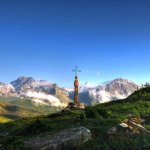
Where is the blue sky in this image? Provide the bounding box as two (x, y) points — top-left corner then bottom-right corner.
(0, 0), (150, 87)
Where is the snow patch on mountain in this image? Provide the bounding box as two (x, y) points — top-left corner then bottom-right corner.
(0, 76), (139, 106)
(68, 78), (139, 105)
(0, 76), (70, 107)
(0, 82), (16, 96)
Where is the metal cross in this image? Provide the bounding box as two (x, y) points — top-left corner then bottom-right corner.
(72, 66), (81, 76)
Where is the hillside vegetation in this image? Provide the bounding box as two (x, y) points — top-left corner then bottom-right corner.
(1, 87), (150, 150)
(0, 97), (62, 122)
(0, 115), (12, 123)
(0, 101), (43, 122)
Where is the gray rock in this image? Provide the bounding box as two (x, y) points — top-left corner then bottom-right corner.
(0, 132), (9, 137)
(128, 121), (150, 133)
(25, 126), (92, 150)
(108, 119), (150, 136)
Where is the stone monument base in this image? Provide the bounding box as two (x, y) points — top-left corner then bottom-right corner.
(66, 102), (85, 110)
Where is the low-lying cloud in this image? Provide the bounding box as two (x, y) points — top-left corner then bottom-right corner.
(25, 91), (67, 107)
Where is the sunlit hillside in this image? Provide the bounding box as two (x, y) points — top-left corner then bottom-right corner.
(1, 87), (150, 149)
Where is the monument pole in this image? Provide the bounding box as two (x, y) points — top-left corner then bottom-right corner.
(72, 66), (81, 105)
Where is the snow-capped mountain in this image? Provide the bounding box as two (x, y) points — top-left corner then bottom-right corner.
(0, 77), (138, 107)
(0, 77), (70, 107)
(11, 77), (52, 93)
(0, 82), (16, 96)
(69, 78), (138, 105)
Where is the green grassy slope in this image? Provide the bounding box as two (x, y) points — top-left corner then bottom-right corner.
(0, 115), (12, 123)
(0, 101), (43, 122)
(1, 87), (150, 150)
(0, 97), (62, 121)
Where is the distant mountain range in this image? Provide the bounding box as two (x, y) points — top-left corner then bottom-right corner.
(0, 76), (70, 108)
(0, 77), (139, 107)
(69, 78), (138, 105)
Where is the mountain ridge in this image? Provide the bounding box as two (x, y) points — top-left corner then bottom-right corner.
(0, 76), (138, 106)
(69, 78), (138, 105)
(10, 76), (70, 107)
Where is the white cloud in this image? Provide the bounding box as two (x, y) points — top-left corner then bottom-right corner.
(25, 91), (67, 107)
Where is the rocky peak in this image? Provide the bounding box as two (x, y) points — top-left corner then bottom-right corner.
(9, 76), (70, 106)
(108, 78), (135, 85)
(11, 76), (35, 91)
(104, 78), (138, 96)
(0, 82), (16, 96)
(10, 76), (54, 92)
(69, 78), (138, 105)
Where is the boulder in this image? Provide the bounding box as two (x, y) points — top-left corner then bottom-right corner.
(108, 117), (150, 136)
(0, 132), (9, 137)
(25, 126), (92, 150)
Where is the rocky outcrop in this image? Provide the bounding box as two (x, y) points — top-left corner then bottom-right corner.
(108, 117), (150, 136)
(25, 126), (92, 150)
(0, 132), (9, 137)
